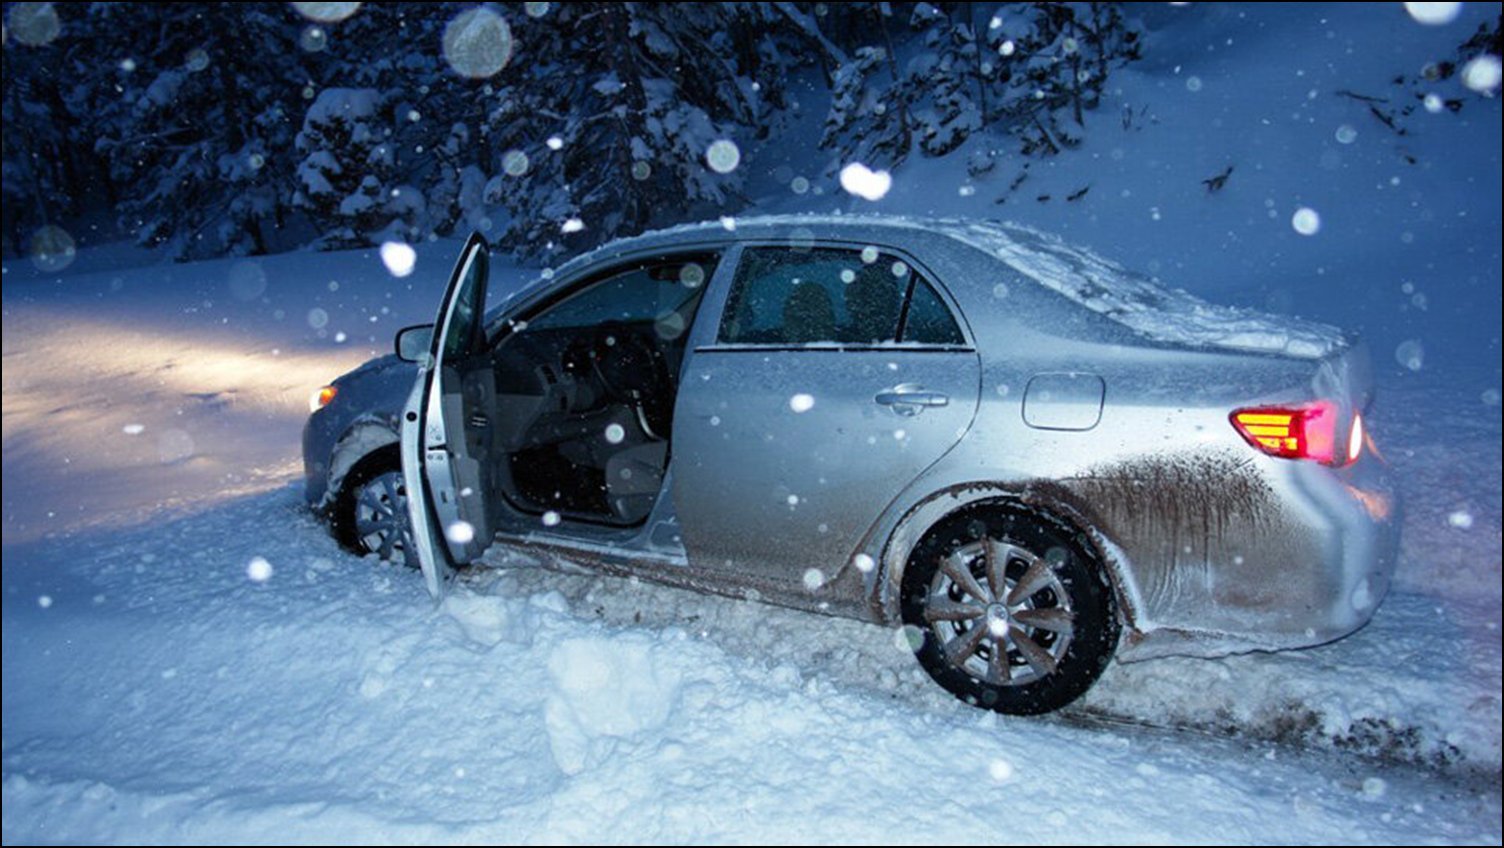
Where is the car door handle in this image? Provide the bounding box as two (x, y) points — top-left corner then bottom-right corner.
(875, 384), (950, 408)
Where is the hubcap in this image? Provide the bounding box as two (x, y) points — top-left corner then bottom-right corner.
(353, 470), (415, 566)
(923, 538), (1076, 687)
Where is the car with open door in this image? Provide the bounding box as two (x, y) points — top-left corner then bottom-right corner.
(305, 216), (1400, 715)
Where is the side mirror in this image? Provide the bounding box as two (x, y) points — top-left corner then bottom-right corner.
(395, 324), (434, 363)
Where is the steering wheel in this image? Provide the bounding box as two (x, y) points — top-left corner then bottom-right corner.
(590, 322), (673, 437)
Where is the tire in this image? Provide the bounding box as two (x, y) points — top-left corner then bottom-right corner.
(330, 448), (418, 568)
(900, 500), (1119, 715)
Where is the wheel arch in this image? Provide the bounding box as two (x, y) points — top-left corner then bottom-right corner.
(871, 481), (1146, 636)
(322, 418), (402, 512)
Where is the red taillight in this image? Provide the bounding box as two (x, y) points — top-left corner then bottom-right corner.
(1230, 401), (1350, 465)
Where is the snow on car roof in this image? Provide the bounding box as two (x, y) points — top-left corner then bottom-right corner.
(574, 213), (1348, 359)
(943, 219), (1347, 359)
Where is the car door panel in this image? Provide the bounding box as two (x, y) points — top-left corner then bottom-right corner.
(672, 243), (981, 588)
(403, 233), (494, 598)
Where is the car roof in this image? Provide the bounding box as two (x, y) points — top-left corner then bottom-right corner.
(512, 214), (1346, 359)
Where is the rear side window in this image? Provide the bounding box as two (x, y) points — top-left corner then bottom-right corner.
(719, 247), (963, 346)
(901, 278), (965, 345)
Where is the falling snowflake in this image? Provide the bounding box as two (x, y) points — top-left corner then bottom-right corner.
(292, 2), (361, 23)
(1291, 207), (1321, 236)
(380, 242), (416, 277)
(1461, 55), (1502, 94)
(8, 2), (61, 46)
(247, 557), (274, 582)
(443, 7), (514, 79)
(299, 25), (328, 52)
(446, 521), (475, 544)
(706, 139), (741, 174)
(1403, 2), (1461, 25)
(1394, 339), (1424, 371)
(29, 224), (76, 273)
(839, 162), (892, 201)
(503, 149), (530, 176)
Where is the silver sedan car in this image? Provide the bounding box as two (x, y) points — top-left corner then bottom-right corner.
(303, 216), (1400, 715)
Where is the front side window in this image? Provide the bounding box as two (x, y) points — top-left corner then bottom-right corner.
(522, 254), (717, 341)
(718, 246), (964, 347)
(443, 247), (487, 359)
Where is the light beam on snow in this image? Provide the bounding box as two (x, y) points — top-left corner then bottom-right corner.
(790, 393), (815, 413)
(443, 7), (514, 79)
(379, 242), (416, 277)
(1403, 2), (1462, 25)
(1291, 207), (1321, 236)
(706, 139), (741, 174)
(840, 163), (891, 201)
(292, 2), (361, 23)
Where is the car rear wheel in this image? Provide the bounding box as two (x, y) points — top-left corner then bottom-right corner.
(332, 452), (417, 568)
(900, 501), (1118, 715)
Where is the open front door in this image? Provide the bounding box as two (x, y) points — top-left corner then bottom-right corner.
(402, 234), (497, 598)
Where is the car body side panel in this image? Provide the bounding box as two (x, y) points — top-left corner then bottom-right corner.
(853, 337), (1398, 659)
(674, 348), (981, 592)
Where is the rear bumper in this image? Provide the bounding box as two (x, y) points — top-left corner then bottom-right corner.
(1114, 449), (1401, 661)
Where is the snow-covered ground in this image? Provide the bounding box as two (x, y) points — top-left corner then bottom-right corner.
(4, 3), (1500, 843)
(3, 237), (1499, 843)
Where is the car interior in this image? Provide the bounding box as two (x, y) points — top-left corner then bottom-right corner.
(481, 254), (717, 527)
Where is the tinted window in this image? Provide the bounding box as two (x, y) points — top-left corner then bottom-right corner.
(720, 247), (911, 344)
(524, 256), (716, 341)
(443, 248), (486, 359)
(901, 278), (965, 345)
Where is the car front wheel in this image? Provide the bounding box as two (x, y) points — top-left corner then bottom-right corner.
(331, 451), (417, 568)
(900, 500), (1119, 715)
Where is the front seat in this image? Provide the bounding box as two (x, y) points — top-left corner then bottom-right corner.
(605, 441), (668, 524)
